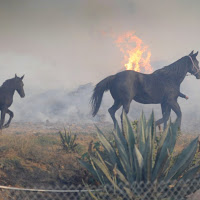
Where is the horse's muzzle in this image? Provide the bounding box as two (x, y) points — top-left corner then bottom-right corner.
(21, 94), (25, 98)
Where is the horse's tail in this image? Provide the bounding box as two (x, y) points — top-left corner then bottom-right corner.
(91, 75), (115, 116)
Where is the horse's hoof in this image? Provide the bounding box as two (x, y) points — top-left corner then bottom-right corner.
(3, 124), (9, 129)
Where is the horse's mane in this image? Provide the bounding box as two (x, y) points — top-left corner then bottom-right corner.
(1, 78), (15, 88)
(153, 56), (188, 77)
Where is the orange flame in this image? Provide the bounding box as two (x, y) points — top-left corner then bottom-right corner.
(114, 31), (153, 73)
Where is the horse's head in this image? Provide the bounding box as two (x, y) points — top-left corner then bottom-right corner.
(187, 51), (200, 79)
(14, 74), (25, 98)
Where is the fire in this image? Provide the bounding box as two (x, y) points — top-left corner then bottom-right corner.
(114, 31), (153, 73)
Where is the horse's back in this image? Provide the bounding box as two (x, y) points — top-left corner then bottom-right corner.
(110, 70), (144, 101)
(113, 70), (151, 88)
(114, 70), (141, 83)
(110, 70), (166, 104)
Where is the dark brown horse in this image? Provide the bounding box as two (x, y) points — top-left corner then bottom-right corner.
(91, 51), (200, 129)
(0, 74), (25, 129)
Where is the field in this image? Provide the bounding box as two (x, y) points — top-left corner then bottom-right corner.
(0, 121), (199, 199)
(0, 121), (113, 188)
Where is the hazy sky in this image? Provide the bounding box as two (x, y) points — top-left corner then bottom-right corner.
(1, 0), (200, 126)
(0, 0), (200, 92)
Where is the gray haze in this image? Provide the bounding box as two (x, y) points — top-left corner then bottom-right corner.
(1, 0), (200, 131)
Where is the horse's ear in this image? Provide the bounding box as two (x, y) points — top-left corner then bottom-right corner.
(189, 50), (194, 56)
(193, 51), (199, 57)
(20, 75), (24, 80)
(15, 74), (17, 78)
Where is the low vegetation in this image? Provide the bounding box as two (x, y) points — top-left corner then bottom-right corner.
(59, 128), (78, 153)
(0, 131), (93, 188)
(79, 111), (200, 199)
(0, 117), (199, 199)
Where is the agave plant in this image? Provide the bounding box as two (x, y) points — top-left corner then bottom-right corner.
(59, 128), (78, 152)
(79, 110), (200, 198)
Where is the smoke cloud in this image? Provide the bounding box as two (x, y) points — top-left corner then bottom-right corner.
(0, 0), (200, 132)
(10, 72), (200, 133)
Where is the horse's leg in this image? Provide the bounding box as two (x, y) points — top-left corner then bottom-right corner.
(163, 105), (171, 130)
(3, 109), (14, 128)
(0, 107), (7, 129)
(168, 100), (182, 129)
(120, 100), (132, 122)
(157, 103), (166, 131)
(155, 104), (166, 128)
(108, 101), (121, 127)
(123, 101), (131, 114)
(155, 103), (171, 130)
(120, 100), (132, 134)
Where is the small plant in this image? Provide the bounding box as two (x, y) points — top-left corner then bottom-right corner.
(131, 120), (138, 132)
(79, 110), (200, 199)
(59, 128), (78, 153)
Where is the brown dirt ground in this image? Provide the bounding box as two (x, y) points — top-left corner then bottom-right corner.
(0, 121), (199, 197)
(0, 122), (105, 188)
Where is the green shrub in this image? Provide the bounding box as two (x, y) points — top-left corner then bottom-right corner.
(79, 110), (200, 199)
(59, 128), (78, 153)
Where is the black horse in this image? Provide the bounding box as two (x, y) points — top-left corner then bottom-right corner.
(91, 51), (200, 129)
(0, 74), (25, 129)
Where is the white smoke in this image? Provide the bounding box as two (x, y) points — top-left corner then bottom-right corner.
(9, 73), (200, 133)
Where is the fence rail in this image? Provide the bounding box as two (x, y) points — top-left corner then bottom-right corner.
(1, 179), (200, 200)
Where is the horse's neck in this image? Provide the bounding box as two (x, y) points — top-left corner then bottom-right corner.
(179, 73), (187, 84)
(1, 80), (16, 96)
(8, 88), (16, 96)
(162, 60), (188, 85)
(174, 69), (188, 85)
(2, 87), (16, 97)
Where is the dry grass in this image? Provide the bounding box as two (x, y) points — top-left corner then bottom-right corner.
(0, 130), (96, 188)
(0, 122), (198, 189)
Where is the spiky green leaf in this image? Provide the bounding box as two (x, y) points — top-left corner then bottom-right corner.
(165, 137), (198, 181)
(133, 145), (144, 181)
(91, 156), (120, 190)
(95, 125), (123, 171)
(152, 123), (175, 181)
(143, 130), (152, 181)
(121, 110), (136, 181)
(180, 165), (200, 181)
